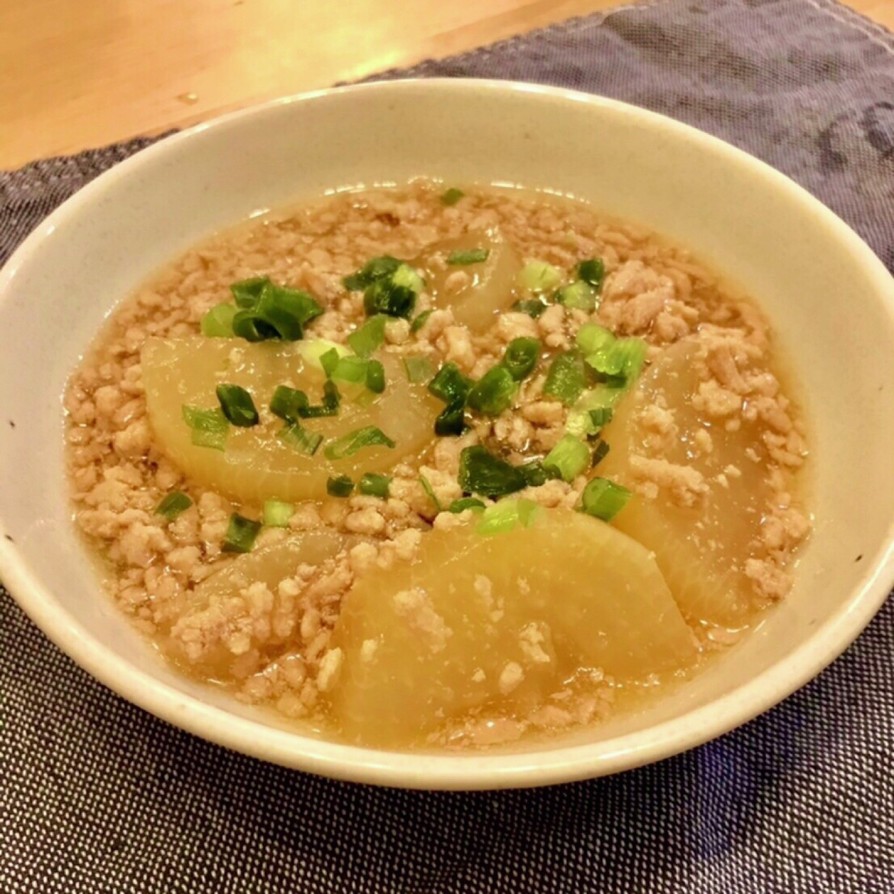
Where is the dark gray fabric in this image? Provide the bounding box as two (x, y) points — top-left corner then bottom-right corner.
(2, 1), (893, 891)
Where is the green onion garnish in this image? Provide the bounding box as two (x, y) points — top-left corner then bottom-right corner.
(182, 406), (229, 450)
(319, 347), (340, 379)
(585, 337), (647, 383)
(327, 475), (355, 498)
(448, 497), (486, 513)
(435, 403), (466, 437)
(344, 256), (402, 292)
(201, 303), (238, 338)
(440, 187), (465, 206)
(589, 407), (614, 429)
(230, 277), (269, 308)
(155, 491), (192, 521)
(278, 423), (323, 456)
(358, 472), (391, 498)
(555, 281), (598, 311)
(230, 280), (323, 342)
(222, 513), (262, 553)
(476, 498), (540, 536)
(299, 379), (341, 418)
(347, 315), (388, 358)
(262, 500), (294, 527)
(403, 355), (435, 384)
(467, 366), (517, 417)
(501, 337), (541, 382)
(575, 322), (615, 355)
(579, 477), (631, 521)
(330, 355), (369, 384)
(519, 260), (563, 293)
(577, 258), (606, 289)
(391, 263), (425, 294)
(458, 446), (528, 498)
(419, 475), (442, 512)
(565, 385), (625, 438)
(363, 279), (416, 319)
(410, 309), (434, 333)
(365, 359), (386, 394)
(429, 362), (473, 436)
(591, 439), (611, 467)
(447, 248), (489, 266)
(269, 386), (310, 424)
(543, 434), (590, 482)
(512, 298), (548, 318)
(215, 384), (259, 427)
(324, 425), (395, 460)
(543, 351), (588, 406)
(519, 460), (556, 488)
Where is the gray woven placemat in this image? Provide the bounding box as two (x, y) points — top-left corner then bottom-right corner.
(2, 1), (893, 891)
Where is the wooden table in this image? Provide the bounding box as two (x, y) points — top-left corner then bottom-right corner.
(2, 0), (891, 169)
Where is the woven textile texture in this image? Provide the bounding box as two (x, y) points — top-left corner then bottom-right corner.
(2, 0), (893, 891)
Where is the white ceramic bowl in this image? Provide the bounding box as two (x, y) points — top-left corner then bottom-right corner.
(2, 80), (893, 790)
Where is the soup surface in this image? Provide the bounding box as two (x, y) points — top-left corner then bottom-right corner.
(66, 182), (810, 749)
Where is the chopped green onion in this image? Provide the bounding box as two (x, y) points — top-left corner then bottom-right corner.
(324, 425), (395, 460)
(447, 248), (489, 266)
(182, 406), (229, 450)
(410, 309), (434, 333)
(319, 347), (340, 378)
(434, 403), (465, 437)
(300, 380), (341, 418)
(429, 362), (473, 406)
(419, 475), (442, 512)
(298, 339), (349, 371)
(575, 322), (615, 355)
(278, 423), (323, 456)
(519, 260), (563, 293)
(155, 491), (192, 521)
(467, 366), (517, 417)
(215, 384), (259, 427)
(586, 337), (647, 383)
(429, 362), (473, 436)
(403, 355), (435, 384)
(543, 434), (590, 482)
(365, 359), (386, 394)
(579, 477), (631, 521)
(222, 513), (262, 553)
(476, 498), (540, 536)
(330, 355), (369, 384)
(269, 385), (309, 423)
(263, 500), (294, 527)
(555, 281), (597, 311)
(347, 315), (388, 358)
(577, 258), (606, 289)
(230, 281), (323, 342)
(589, 407), (614, 429)
(591, 439), (611, 467)
(513, 298), (548, 318)
(448, 497), (486, 513)
(392, 263), (425, 294)
(501, 337), (540, 381)
(358, 473), (391, 498)
(344, 256), (401, 292)
(519, 460), (558, 488)
(566, 385), (626, 437)
(440, 187), (465, 206)
(327, 475), (355, 498)
(543, 351), (588, 406)
(230, 277), (269, 308)
(458, 446), (528, 498)
(201, 303), (238, 337)
(363, 279), (417, 319)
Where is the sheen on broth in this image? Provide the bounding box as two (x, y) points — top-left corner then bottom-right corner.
(65, 181), (810, 750)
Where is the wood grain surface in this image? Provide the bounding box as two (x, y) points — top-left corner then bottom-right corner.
(1, 0), (891, 168)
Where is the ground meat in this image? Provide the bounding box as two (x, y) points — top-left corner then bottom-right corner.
(65, 180), (810, 746)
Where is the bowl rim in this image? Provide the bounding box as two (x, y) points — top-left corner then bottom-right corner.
(2, 77), (893, 790)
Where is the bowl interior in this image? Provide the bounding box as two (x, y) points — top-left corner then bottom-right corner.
(1, 80), (893, 789)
